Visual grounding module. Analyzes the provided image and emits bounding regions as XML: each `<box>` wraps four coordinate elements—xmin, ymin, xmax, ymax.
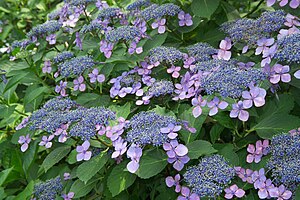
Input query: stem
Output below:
<box><xmin>244</xmin><ymin>0</ymin><xmax>264</xmax><ymax>18</ymax></box>
<box><xmin>96</xmin><ymin>136</ymin><xmax>112</xmax><ymax>147</ymax></box>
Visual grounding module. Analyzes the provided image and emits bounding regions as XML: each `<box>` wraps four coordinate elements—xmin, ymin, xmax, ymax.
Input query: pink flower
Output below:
<box><xmin>178</xmin><ymin>11</ymin><xmax>193</xmax><ymax>27</ymax></box>
<box><xmin>76</xmin><ymin>141</ymin><xmax>92</xmax><ymax>161</ymax></box>
<box><xmin>18</xmin><ymin>134</ymin><xmax>31</xmax><ymax>152</ymax></box>
<box><xmin>73</xmin><ymin>76</ymin><xmax>86</xmax><ymax>92</ymax></box>
<box><xmin>167</xmin><ymin>65</ymin><xmax>181</xmax><ymax>78</ymax></box>
<box><xmin>224</xmin><ymin>184</ymin><xmax>245</xmax><ymax>199</ymax></box>
<box><xmin>217</xmin><ymin>38</ymin><xmax>232</xmax><ymax>60</ymax></box>
<box><xmin>269</xmin><ymin>64</ymin><xmax>291</xmax><ymax>84</ymax></box>
<box><xmin>151</xmin><ymin>19</ymin><xmax>166</xmax><ymax>34</ymax></box>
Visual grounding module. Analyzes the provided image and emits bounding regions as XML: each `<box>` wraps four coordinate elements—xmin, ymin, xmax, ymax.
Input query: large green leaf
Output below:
<box><xmin>0</xmin><ymin>167</ymin><xmax>13</xmax><ymax>186</ymax></box>
<box><xmin>2</xmin><ymin>72</ymin><xmax>29</xmax><ymax>93</ymax></box>
<box><xmin>215</xmin><ymin>144</ymin><xmax>239</xmax><ymax>166</ymax></box>
<box><xmin>192</xmin><ymin>0</ymin><xmax>220</xmax><ymax>19</ymax></box>
<box><xmin>77</xmin><ymin>152</ymin><xmax>108</xmax><ymax>184</ymax></box>
<box><xmin>70</xmin><ymin>179</ymin><xmax>98</xmax><ymax>198</ymax></box>
<box><xmin>137</xmin><ymin>148</ymin><xmax>168</xmax><ymax>179</ymax></box>
<box><xmin>107</xmin><ymin>162</ymin><xmax>136</xmax><ymax>197</ymax></box>
<box><xmin>23</xmin><ymin>86</ymin><xmax>48</xmax><ymax>106</ymax></box>
<box><xmin>14</xmin><ymin>181</ymin><xmax>34</xmax><ymax>200</ymax></box>
<box><xmin>186</xmin><ymin>140</ymin><xmax>217</xmax><ymax>159</ymax></box>
<box><xmin>110</xmin><ymin>102</ymin><xmax>131</xmax><ymax>119</ymax></box>
<box><xmin>41</xmin><ymin>146</ymin><xmax>71</xmax><ymax>172</ymax></box>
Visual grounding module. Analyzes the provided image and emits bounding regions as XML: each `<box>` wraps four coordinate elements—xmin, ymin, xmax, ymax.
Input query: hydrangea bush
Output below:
<box><xmin>1</xmin><ymin>0</ymin><xmax>300</xmax><ymax>199</ymax></box>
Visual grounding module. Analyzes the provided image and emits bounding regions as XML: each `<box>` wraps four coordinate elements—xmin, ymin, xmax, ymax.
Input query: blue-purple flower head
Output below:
<box><xmin>80</xmin><ymin>20</ymin><xmax>104</xmax><ymax>34</ymax></box>
<box><xmin>67</xmin><ymin>0</ymin><xmax>96</xmax><ymax>6</ymax></box>
<box><xmin>53</xmin><ymin>51</ymin><xmax>74</xmax><ymax>64</ymax></box>
<box><xmin>266</xmin><ymin>132</ymin><xmax>300</xmax><ymax>191</ymax></box>
<box><xmin>42</xmin><ymin>97</ymin><xmax>78</xmax><ymax>111</ymax></box>
<box><xmin>184</xmin><ymin>154</ymin><xmax>235</xmax><ymax>198</ymax></box>
<box><xmin>196</xmin><ymin>60</ymin><xmax>266</xmax><ymax>98</ymax></box>
<box><xmin>105</xmin><ymin>26</ymin><xmax>141</xmax><ymax>42</ymax></box>
<box><xmin>274</xmin><ymin>33</ymin><xmax>300</xmax><ymax>63</ymax></box>
<box><xmin>220</xmin><ymin>10</ymin><xmax>285</xmax><ymax>45</ymax></box>
<box><xmin>186</xmin><ymin>42</ymin><xmax>217</xmax><ymax>62</ymax></box>
<box><xmin>126</xmin><ymin>0</ymin><xmax>151</xmax><ymax>11</ymax></box>
<box><xmin>33</xmin><ymin>176</ymin><xmax>63</xmax><ymax>200</ymax></box>
<box><xmin>97</xmin><ymin>7</ymin><xmax>121</xmax><ymax>20</ymax></box>
<box><xmin>58</xmin><ymin>56</ymin><xmax>95</xmax><ymax>77</ymax></box>
<box><xmin>141</xmin><ymin>3</ymin><xmax>181</xmax><ymax>20</ymax></box>
<box><xmin>125</xmin><ymin>111</ymin><xmax>178</xmax><ymax>146</ymax></box>
<box><xmin>148</xmin><ymin>46</ymin><xmax>184</xmax><ymax>65</ymax></box>
<box><xmin>146</xmin><ymin>80</ymin><xmax>174</xmax><ymax>97</ymax></box>
<box><xmin>11</xmin><ymin>39</ymin><xmax>32</xmax><ymax>49</ymax></box>
<box><xmin>27</xmin><ymin>20</ymin><xmax>62</xmax><ymax>38</ymax></box>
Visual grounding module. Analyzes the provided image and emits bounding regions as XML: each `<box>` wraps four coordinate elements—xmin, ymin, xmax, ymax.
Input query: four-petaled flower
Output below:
<box><xmin>207</xmin><ymin>97</ymin><xmax>228</xmax><ymax>116</ymax></box>
<box><xmin>39</xmin><ymin>135</ymin><xmax>54</xmax><ymax>149</ymax></box>
<box><xmin>230</xmin><ymin>101</ymin><xmax>249</xmax><ymax>122</ymax></box>
<box><xmin>217</xmin><ymin>38</ymin><xmax>232</xmax><ymax>60</ymax></box>
<box><xmin>165</xmin><ymin>174</ymin><xmax>181</xmax><ymax>193</ymax></box>
<box><xmin>177</xmin><ymin>186</ymin><xmax>200</xmax><ymax>200</ymax></box>
<box><xmin>167</xmin><ymin>66</ymin><xmax>181</xmax><ymax>78</ymax></box>
<box><xmin>62</xmin><ymin>192</ymin><xmax>75</xmax><ymax>200</ymax></box>
<box><xmin>88</xmin><ymin>68</ymin><xmax>105</xmax><ymax>83</ymax></box>
<box><xmin>255</xmin><ymin>38</ymin><xmax>274</xmax><ymax>55</ymax></box>
<box><xmin>191</xmin><ymin>95</ymin><xmax>207</xmax><ymax>118</ymax></box>
<box><xmin>18</xmin><ymin>134</ymin><xmax>31</xmax><ymax>152</ymax></box>
<box><xmin>178</xmin><ymin>11</ymin><xmax>193</xmax><ymax>27</ymax></box>
<box><xmin>268</xmin><ymin>185</ymin><xmax>293</xmax><ymax>200</ymax></box>
<box><xmin>163</xmin><ymin>140</ymin><xmax>189</xmax><ymax>171</ymax></box>
<box><xmin>73</xmin><ymin>76</ymin><xmax>86</xmax><ymax>92</ymax></box>
<box><xmin>42</xmin><ymin>60</ymin><xmax>52</xmax><ymax>74</ymax></box>
<box><xmin>160</xmin><ymin>124</ymin><xmax>182</xmax><ymax>139</ymax></box>
<box><xmin>126</xmin><ymin>144</ymin><xmax>143</xmax><ymax>173</ymax></box>
<box><xmin>76</xmin><ymin>141</ymin><xmax>92</xmax><ymax>161</ymax></box>
<box><xmin>55</xmin><ymin>81</ymin><xmax>68</xmax><ymax>96</ymax></box>
<box><xmin>270</xmin><ymin>64</ymin><xmax>291</xmax><ymax>84</ymax></box>
<box><xmin>100</xmin><ymin>40</ymin><xmax>114</xmax><ymax>58</ymax></box>
<box><xmin>224</xmin><ymin>184</ymin><xmax>245</xmax><ymax>199</ymax></box>
<box><xmin>46</xmin><ymin>34</ymin><xmax>56</xmax><ymax>45</ymax></box>
<box><xmin>151</xmin><ymin>19</ymin><xmax>166</xmax><ymax>34</ymax></box>
<box><xmin>242</xmin><ymin>86</ymin><xmax>266</xmax><ymax>109</ymax></box>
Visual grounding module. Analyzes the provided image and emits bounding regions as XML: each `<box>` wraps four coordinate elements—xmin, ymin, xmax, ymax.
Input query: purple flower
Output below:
<box><xmin>246</xmin><ymin>143</ymin><xmax>263</xmax><ymax>163</ymax></box>
<box><xmin>126</xmin><ymin>144</ymin><xmax>143</xmax><ymax>173</ymax></box>
<box><xmin>207</xmin><ymin>97</ymin><xmax>228</xmax><ymax>116</ymax></box>
<box><xmin>39</xmin><ymin>135</ymin><xmax>54</xmax><ymax>149</ymax></box>
<box><xmin>73</xmin><ymin>76</ymin><xmax>86</xmax><ymax>92</ymax></box>
<box><xmin>54</xmin><ymin>124</ymin><xmax>69</xmax><ymax>143</ymax></box>
<box><xmin>16</xmin><ymin>116</ymin><xmax>30</xmax><ymax>130</ymax></box>
<box><xmin>242</xmin><ymin>86</ymin><xmax>266</xmax><ymax>108</ymax></box>
<box><xmin>128</xmin><ymin>40</ymin><xmax>143</xmax><ymax>55</ymax></box>
<box><xmin>163</xmin><ymin>140</ymin><xmax>189</xmax><ymax>171</ymax></box>
<box><xmin>230</xmin><ymin>101</ymin><xmax>249</xmax><ymax>122</ymax></box>
<box><xmin>251</xmin><ymin>168</ymin><xmax>267</xmax><ymax>189</ymax></box>
<box><xmin>160</xmin><ymin>124</ymin><xmax>181</xmax><ymax>139</ymax></box>
<box><xmin>62</xmin><ymin>192</ymin><xmax>74</xmax><ymax>200</ymax></box>
<box><xmin>257</xmin><ymin>179</ymin><xmax>275</xmax><ymax>199</ymax></box>
<box><xmin>224</xmin><ymin>184</ymin><xmax>245</xmax><ymax>199</ymax></box>
<box><xmin>268</xmin><ymin>185</ymin><xmax>292</xmax><ymax>199</ymax></box>
<box><xmin>290</xmin><ymin>0</ymin><xmax>300</xmax><ymax>8</ymax></box>
<box><xmin>63</xmin><ymin>172</ymin><xmax>71</xmax><ymax>181</ymax></box>
<box><xmin>178</xmin><ymin>11</ymin><xmax>193</xmax><ymax>27</ymax></box>
<box><xmin>191</xmin><ymin>96</ymin><xmax>207</xmax><ymax>118</ymax></box>
<box><xmin>295</xmin><ymin>70</ymin><xmax>300</xmax><ymax>79</ymax></box>
<box><xmin>284</xmin><ymin>14</ymin><xmax>300</xmax><ymax>27</ymax></box>
<box><xmin>167</xmin><ymin>66</ymin><xmax>181</xmax><ymax>78</ymax></box>
<box><xmin>151</xmin><ymin>19</ymin><xmax>166</xmax><ymax>34</ymax></box>
<box><xmin>100</xmin><ymin>40</ymin><xmax>114</xmax><ymax>58</ymax></box>
<box><xmin>165</xmin><ymin>174</ymin><xmax>181</xmax><ymax>193</ymax></box>
<box><xmin>55</xmin><ymin>81</ymin><xmax>68</xmax><ymax>96</ymax></box>
<box><xmin>42</xmin><ymin>60</ymin><xmax>52</xmax><ymax>74</ymax></box>
<box><xmin>217</xmin><ymin>38</ymin><xmax>232</xmax><ymax>60</ymax></box>
<box><xmin>270</xmin><ymin>64</ymin><xmax>291</xmax><ymax>84</ymax></box>
<box><xmin>75</xmin><ymin>32</ymin><xmax>82</xmax><ymax>50</ymax></box>
<box><xmin>96</xmin><ymin>0</ymin><xmax>109</xmax><ymax>10</ymax></box>
<box><xmin>178</xmin><ymin>186</ymin><xmax>200</xmax><ymax>200</ymax></box>
<box><xmin>255</xmin><ymin>38</ymin><xmax>274</xmax><ymax>55</ymax></box>
<box><xmin>277</xmin><ymin>26</ymin><xmax>300</xmax><ymax>40</ymax></box>
<box><xmin>237</xmin><ymin>61</ymin><xmax>255</xmax><ymax>70</ymax></box>
<box><xmin>88</xmin><ymin>68</ymin><xmax>105</xmax><ymax>83</ymax></box>
<box><xmin>18</xmin><ymin>134</ymin><xmax>31</xmax><ymax>152</ymax></box>
<box><xmin>183</xmin><ymin>57</ymin><xmax>196</xmax><ymax>69</ymax></box>
<box><xmin>234</xmin><ymin>167</ymin><xmax>254</xmax><ymax>183</ymax></box>
<box><xmin>46</xmin><ymin>34</ymin><xmax>56</xmax><ymax>45</ymax></box>
<box><xmin>261</xmin><ymin>44</ymin><xmax>277</xmax><ymax>67</ymax></box>
<box><xmin>111</xmin><ymin>137</ymin><xmax>127</xmax><ymax>159</ymax></box>
<box><xmin>76</xmin><ymin>141</ymin><xmax>92</xmax><ymax>161</ymax></box>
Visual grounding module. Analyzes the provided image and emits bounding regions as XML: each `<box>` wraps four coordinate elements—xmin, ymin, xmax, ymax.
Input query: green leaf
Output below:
<box><xmin>23</xmin><ymin>86</ymin><xmax>48</xmax><ymax>105</ymax></box>
<box><xmin>41</xmin><ymin>146</ymin><xmax>71</xmax><ymax>172</ymax></box>
<box><xmin>137</xmin><ymin>148</ymin><xmax>168</xmax><ymax>179</ymax></box>
<box><xmin>251</xmin><ymin>94</ymin><xmax>300</xmax><ymax>139</ymax></box>
<box><xmin>76</xmin><ymin>93</ymin><xmax>111</xmax><ymax>107</ymax></box>
<box><xmin>142</xmin><ymin>31</ymin><xmax>168</xmax><ymax>54</ymax></box>
<box><xmin>77</xmin><ymin>153</ymin><xmax>108</xmax><ymax>184</ymax></box>
<box><xmin>192</xmin><ymin>0</ymin><xmax>220</xmax><ymax>19</ymax></box>
<box><xmin>14</xmin><ymin>181</ymin><xmax>34</xmax><ymax>200</ymax></box>
<box><xmin>110</xmin><ymin>102</ymin><xmax>131</xmax><ymax>119</ymax></box>
<box><xmin>107</xmin><ymin>162</ymin><xmax>136</xmax><ymax>197</ymax></box>
<box><xmin>216</xmin><ymin>144</ymin><xmax>239</xmax><ymax>166</ymax></box>
<box><xmin>67</xmin><ymin>149</ymin><xmax>78</xmax><ymax>164</ymax></box>
<box><xmin>0</xmin><ymin>187</ymin><xmax>6</xmax><ymax>200</ymax></box>
<box><xmin>70</xmin><ymin>179</ymin><xmax>98</xmax><ymax>198</ymax></box>
<box><xmin>0</xmin><ymin>167</ymin><xmax>13</xmax><ymax>186</ymax></box>
<box><xmin>186</xmin><ymin>140</ymin><xmax>217</xmax><ymax>159</ymax></box>
<box><xmin>210</xmin><ymin>124</ymin><xmax>224</xmax><ymax>144</ymax></box>
<box><xmin>3</xmin><ymin>72</ymin><xmax>29</xmax><ymax>93</ymax></box>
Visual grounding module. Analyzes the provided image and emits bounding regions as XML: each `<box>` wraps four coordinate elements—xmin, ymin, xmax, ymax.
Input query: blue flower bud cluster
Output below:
<box><xmin>33</xmin><ymin>177</ymin><xmax>63</xmax><ymax>200</ymax></box>
<box><xmin>80</xmin><ymin>21</ymin><xmax>104</xmax><ymax>34</ymax></box>
<box><xmin>184</xmin><ymin>155</ymin><xmax>235</xmax><ymax>198</ymax></box>
<box><xmin>53</xmin><ymin>51</ymin><xmax>74</xmax><ymax>64</ymax></box>
<box><xmin>125</xmin><ymin>111</ymin><xmax>178</xmax><ymax>146</ymax></box>
<box><xmin>126</xmin><ymin>0</ymin><xmax>151</xmax><ymax>11</ymax></box>
<box><xmin>148</xmin><ymin>46</ymin><xmax>184</xmax><ymax>64</ymax></box>
<box><xmin>97</xmin><ymin>7</ymin><xmax>121</xmax><ymax>20</ymax></box>
<box><xmin>140</xmin><ymin>3</ymin><xmax>181</xmax><ymax>20</ymax></box>
<box><xmin>266</xmin><ymin>133</ymin><xmax>300</xmax><ymax>191</ymax></box>
<box><xmin>58</xmin><ymin>56</ymin><xmax>95</xmax><ymax>77</ymax></box>
<box><xmin>105</xmin><ymin>26</ymin><xmax>141</xmax><ymax>42</ymax></box>
<box><xmin>274</xmin><ymin>33</ymin><xmax>300</xmax><ymax>63</ymax></box>
<box><xmin>25</xmin><ymin>98</ymin><xmax>116</xmax><ymax>140</ymax></box>
<box><xmin>197</xmin><ymin>60</ymin><xmax>266</xmax><ymax>98</ymax></box>
<box><xmin>146</xmin><ymin>80</ymin><xmax>174</xmax><ymax>97</ymax></box>
<box><xmin>11</xmin><ymin>39</ymin><xmax>32</xmax><ymax>49</ymax></box>
<box><xmin>220</xmin><ymin>10</ymin><xmax>285</xmax><ymax>45</ymax></box>
<box><xmin>186</xmin><ymin>42</ymin><xmax>217</xmax><ymax>62</ymax></box>
<box><xmin>67</xmin><ymin>0</ymin><xmax>96</xmax><ymax>6</ymax></box>
<box><xmin>27</xmin><ymin>20</ymin><xmax>62</xmax><ymax>38</ymax></box>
